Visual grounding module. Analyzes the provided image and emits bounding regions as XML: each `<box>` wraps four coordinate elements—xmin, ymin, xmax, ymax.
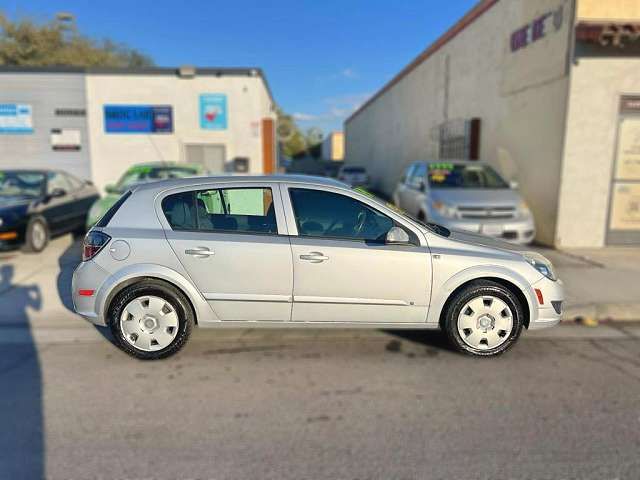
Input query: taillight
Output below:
<box><xmin>82</xmin><ymin>231</ymin><xmax>111</xmax><ymax>261</ymax></box>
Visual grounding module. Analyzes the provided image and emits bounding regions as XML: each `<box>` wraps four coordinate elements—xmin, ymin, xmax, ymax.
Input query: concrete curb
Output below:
<box><xmin>562</xmin><ymin>302</ymin><xmax>640</xmax><ymax>323</ymax></box>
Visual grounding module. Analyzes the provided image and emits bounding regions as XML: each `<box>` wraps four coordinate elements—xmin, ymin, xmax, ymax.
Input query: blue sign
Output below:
<box><xmin>199</xmin><ymin>94</ymin><xmax>227</xmax><ymax>130</ymax></box>
<box><xmin>0</xmin><ymin>104</ymin><xmax>34</xmax><ymax>134</ymax></box>
<box><xmin>104</xmin><ymin>105</ymin><xmax>173</xmax><ymax>133</ymax></box>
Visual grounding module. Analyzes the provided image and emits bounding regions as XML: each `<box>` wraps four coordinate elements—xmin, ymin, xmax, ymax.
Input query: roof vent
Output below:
<box><xmin>178</xmin><ymin>65</ymin><xmax>196</xmax><ymax>78</ymax></box>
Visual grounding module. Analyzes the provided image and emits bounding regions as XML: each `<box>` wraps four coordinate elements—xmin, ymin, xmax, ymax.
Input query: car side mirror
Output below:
<box><xmin>105</xmin><ymin>184</ymin><xmax>119</xmax><ymax>195</ymax></box>
<box><xmin>419</xmin><ymin>179</ymin><xmax>427</xmax><ymax>192</ymax></box>
<box><xmin>50</xmin><ymin>188</ymin><xmax>67</xmax><ymax>198</ymax></box>
<box><xmin>509</xmin><ymin>180</ymin><xmax>519</xmax><ymax>190</ymax></box>
<box><xmin>386</xmin><ymin>226</ymin><xmax>411</xmax><ymax>245</ymax></box>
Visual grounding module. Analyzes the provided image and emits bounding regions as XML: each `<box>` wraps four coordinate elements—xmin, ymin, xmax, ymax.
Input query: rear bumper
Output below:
<box><xmin>72</xmin><ymin>259</ymin><xmax>111</xmax><ymax>326</ymax></box>
<box><xmin>529</xmin><ymin>277</ymin><xmax>564</xmax><ymax>330</ymax></box>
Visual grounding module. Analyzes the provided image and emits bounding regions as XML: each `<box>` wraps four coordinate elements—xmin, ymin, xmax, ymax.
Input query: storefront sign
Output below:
<box><xmin>609</xmin><ymin>184</ymin><xmax>640</xmax><ymax>231</ymax></box>
<box><xmin>0</xmin><ymin>104</ymin><xmax>33</xmax><ymax>133</ymax></box>
<box><xmin>511</xmin><ymin>5</ymin><xmax>564</xmax><ymax>53</ymax></box>
<box><xmin>104</xmin><ymin>105</ymin><xmax>173</xmax><ymax>133</ymax></box>
<box><xmin>615</xmin><ymin>117</ymin><xmax>640</xmax><ymax>181</ymax></box>
<box><xmin>50</xmin><ymin>128</ymin><xmax>81</xmax><ymax>151</ymax></box>
<box><xmin>199</xmin><ymin>94</ymin><xmax>227</xmax><ymax>130</ymax></box>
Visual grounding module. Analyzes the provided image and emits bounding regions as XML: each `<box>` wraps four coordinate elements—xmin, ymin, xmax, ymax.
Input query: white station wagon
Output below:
<box><xmin>72</xmin><ymin>175</ymin><xmax>563</xmax><ymax>359</ymax></box>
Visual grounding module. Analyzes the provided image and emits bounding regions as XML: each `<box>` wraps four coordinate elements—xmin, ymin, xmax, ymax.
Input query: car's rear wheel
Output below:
<box><xmin>442</xmin><ymin>280</ymin><xmax>524</xmax><ymax>357</ymax></box>
<box><xmin>108</xmin><ymin>280</ymin><xmax>194</xmax><ymax>360</ymax></box>
<box><xmin>24</xmin><ymin>217</ymin><xmax>49</xmax><ymax>253</ymax></box>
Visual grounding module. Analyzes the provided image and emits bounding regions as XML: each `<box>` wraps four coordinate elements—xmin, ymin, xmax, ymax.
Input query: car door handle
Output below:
<box><xmin>299</xmin><ymin>252</ymin><xmax>329</xmax><ymax>263</ymax></box>
<box><xmin>185</xmin><ymin>247</ymin><xmax>215</xmax><ymax>258</ymax></box>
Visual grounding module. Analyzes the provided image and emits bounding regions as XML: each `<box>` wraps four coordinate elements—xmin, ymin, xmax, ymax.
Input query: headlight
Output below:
<box><xmin>518</xmin><ymin>200</ymin><xmax>532</xmax><ymax>217</ymax></box>
<box><xmin>431</xmin><ymin>200</ymin><xmax>457</xmax><ymax>218</ymax></box>
<box><xmin>522</xmin><ymin>252</ymin><xmax>557</xmax><ymax>281</ymax></box>
<box><xmin>0</xmin><ymin>217</ymin><xmax>3</xmax><ymax>227</ymax></box>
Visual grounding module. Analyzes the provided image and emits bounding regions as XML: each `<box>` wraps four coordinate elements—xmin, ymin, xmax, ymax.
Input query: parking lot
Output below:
<box><xmin>0</xmin><ymin>235</ymin><xmax>639</xmax><ymax>479</ymax></box>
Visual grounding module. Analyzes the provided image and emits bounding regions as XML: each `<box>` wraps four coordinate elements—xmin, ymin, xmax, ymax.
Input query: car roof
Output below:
<box><xmin>131</xmin><ymin>174</ymin><xmax>349</xmax><ymax>193</ymax></box>
<box><xmin>125</xmin><ymin>161</ymin><xmax>202</xmax><ymax>170</ymax></box>
<box><xmin>414</xmin><ymin>160</ymin><xmax>488</xmax><ymax>165</ymax></box>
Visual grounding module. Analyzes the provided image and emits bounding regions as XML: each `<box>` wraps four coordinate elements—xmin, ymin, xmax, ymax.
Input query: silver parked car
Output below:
<box><xmin>72</xmin><ymin>175</ymin><xmax>563</xmax><ymax>359</ymax></box>
<box><xmin>338</xmin><ymin>165</ymin><xmax>369</xmax><ymax>188</ymax></box>
<box><xmin>393</xmin><ymin>161</ymin><xmax>535</xmax><ymax>244</ymax></box>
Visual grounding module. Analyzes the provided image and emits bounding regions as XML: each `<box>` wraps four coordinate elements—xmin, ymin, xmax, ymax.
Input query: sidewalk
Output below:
<box><xmin>533</xmin><ymin>245</ymin><xmax>640</xmax><ymax>322</ymax></box>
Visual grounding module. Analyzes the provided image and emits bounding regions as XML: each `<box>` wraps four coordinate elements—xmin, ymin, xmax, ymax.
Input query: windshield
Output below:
<box><xmin>353</xmin><ymin>186</ymin><xmax>451</xmax><ymax>237</ymax></box>
<box><xmin>115</xmin><ymin>166</ymin><xmax>200</xmax><ymax>192</ymax></box>
<box><xmin>0</xmin><ymin>171</ymin><xmax>45</xmax><ymax>198</ymax></box>
<box><xmin>428</xmin><ymin>163</ymin><xmax>508</xmax><ymax>189</ymax></box>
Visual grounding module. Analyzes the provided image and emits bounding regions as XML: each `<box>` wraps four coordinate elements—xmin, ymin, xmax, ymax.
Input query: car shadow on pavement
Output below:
<box><xmin>384</xmin><ymin>328</ymin><xmax>456</xmax><ymax>353</ymax></box>
<box><xmin>56</xmin><ymin>239</ymin><xmax>114</xmax><ymax>343</ymax></box>
<box><xmin>0</xmin><ymin>263</ymin><xmax>44</xmax><ymax>479</ymax></box>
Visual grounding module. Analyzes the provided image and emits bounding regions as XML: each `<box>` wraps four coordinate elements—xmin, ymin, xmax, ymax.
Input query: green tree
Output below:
<box><xmin>276</xmin><ymin>108</ymin><xmax>307</xmax><ymax>158</ymax></box>
<box><xmin>304</xmin><ymin>127</ymin><xmax>324</xmax><ymax>159</ymax></box>
<box><xmin>0</xmin><ymin>12</ymin><xmax>153</xmax><ymax>67</ymax></box>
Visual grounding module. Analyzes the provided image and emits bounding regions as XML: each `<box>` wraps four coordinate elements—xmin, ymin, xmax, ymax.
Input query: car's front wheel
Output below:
<box><xmin>442</xmin><ymin>280</ymin><xmax>524</xmax><ymax>357</ymax></box>
<box><xmin>24</xmin><ymin>217</ymin><xmax>49</xmax><ymax>253</ymax></box>
<box><xmin>108</xmin><ymin>280</ymin><xmax>194</xmax><ymax>360</ymax></box>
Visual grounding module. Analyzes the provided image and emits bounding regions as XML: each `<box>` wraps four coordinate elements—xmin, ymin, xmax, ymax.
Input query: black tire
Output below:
<box><xmin>24</xmin><ymin>217</ymin><xmax>49</xmax><ymax>253</ymax></box>
<box><xmin>442</xmin><ymin>280</ymin><xmax>524</xmax><ymax>357</ymax></box>
<box><xmin>108</xmin><ymin>280</ymin><xmax>194</xmax><ymax>360</ymax></box>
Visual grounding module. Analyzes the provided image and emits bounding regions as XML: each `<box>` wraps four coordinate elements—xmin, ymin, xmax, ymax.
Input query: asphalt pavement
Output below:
<box><xmin>1</xmin><ymin>236</ymin><xmax>639</xmax><ymax>480</ymax></box>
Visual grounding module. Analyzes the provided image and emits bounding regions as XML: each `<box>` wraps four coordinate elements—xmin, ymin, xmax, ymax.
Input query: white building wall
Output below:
<box><xmin>557</xmin><ymin>55</ymin><xmax>640</xmax><ymax>247</ymax></box>
<box><xmin>0</xmin><ymin>72</ymin><xmax>91</xmax><ymax>179</ymax></box>
<box><xmin>85</xmin><ymin>73</ymin><xmax>274</xmax><ymax>190</ymax></box>
<box><xmin>345</xmin><ymin>0</ymin><xmax>574</xmax><ymax>245</ymax></box>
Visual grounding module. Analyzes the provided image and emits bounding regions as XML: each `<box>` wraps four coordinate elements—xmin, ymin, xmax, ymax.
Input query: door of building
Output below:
<box><xmin>607</xmin><ymin>96</ymin><xmax>640</xmax><ymax>245</ymax></box>
<box><xmin>184</xmin><ymin>144</ymin><xmax>226</xmax><ymax>173</ymax></box>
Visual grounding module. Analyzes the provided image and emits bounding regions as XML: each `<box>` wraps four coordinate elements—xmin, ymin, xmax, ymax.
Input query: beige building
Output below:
<box><xmin>0</xmin><ymin>67</ymin><xmax>277</xmax><ymax>191</ymax></box>
<box><xmin>345</xmin><ymin>0</ymin><xmax>640</xmax><ymax>247</ymax></box>
<box><xmin>321</xmin><ymin>131</ymin><xmax>345</xmax><ymax>161</ymax></box>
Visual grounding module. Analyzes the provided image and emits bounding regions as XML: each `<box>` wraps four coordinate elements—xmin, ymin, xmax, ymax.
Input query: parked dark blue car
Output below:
<box><xmin>0</xmin><ymin>169</ymin><xmax>99</xmax><ymax>252</ymax></box>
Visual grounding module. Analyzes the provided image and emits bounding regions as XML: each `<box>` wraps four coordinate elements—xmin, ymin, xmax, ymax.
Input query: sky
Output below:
<box><xmin>2</xmin><ymin>0</ymin><xmax>478</xmax><ymax>134</ymax></box>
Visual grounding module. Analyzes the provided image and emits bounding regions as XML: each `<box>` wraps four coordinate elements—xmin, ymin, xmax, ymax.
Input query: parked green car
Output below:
<box><xmin>87</xmin><ymin>162</ymin><xmax>206</xmax><ymax>228</ymax></box>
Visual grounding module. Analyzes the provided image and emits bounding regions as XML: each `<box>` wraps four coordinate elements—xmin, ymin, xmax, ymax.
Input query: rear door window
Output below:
<box><xmin>162</xmin><ymin>187</ymin><xmax>277</xmax><ymax>234</ymax></box>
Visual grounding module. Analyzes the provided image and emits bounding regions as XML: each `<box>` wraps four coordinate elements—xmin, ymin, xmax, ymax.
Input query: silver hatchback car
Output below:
<box><xmin>72</xmin><ymin>175</ymin><xmax>563</xmax><ymax>359</ymax></box>
<box><xmin>393</xmin><ymin>161</ymin><xmax>536</xmax><ymax>245</ymax></box>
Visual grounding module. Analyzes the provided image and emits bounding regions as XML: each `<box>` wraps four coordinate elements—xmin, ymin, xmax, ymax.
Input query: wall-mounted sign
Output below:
<box><xmin>50</xmin><ymin>128</ymin><xmax>81</xmax><ymax>151</ymax></box>
<box><xmin>610</xmin><ymin>183</ymin><xmax>640</xmax><ymax>231</ymax></box>
<box><xmin>511</xmin><ymin>5</ymin><xmax>564</xmax><ymax>53</ymax></box>
<box><xmin>615</xmin><ymin>116</ymin><xmax>640</xmax><ymax>181</ymax></box>
<box><xmin>0</xmin><ymin>104</ymin><xmax>33</xmax><ymax>134</ymax></box>
<box><xmin>104</xmin><ymin>105</ymin><xmax>173</xmax><ymax>133</ymax></box>
<box><xmin>199</xmin><ymin>94</ymin><xmax>227</xmax><ymax>130</ymax></box>
<box><xmin>55</xmin><ymin>108</ymin><xmax>86</xmax><ymax>117</ymax></box>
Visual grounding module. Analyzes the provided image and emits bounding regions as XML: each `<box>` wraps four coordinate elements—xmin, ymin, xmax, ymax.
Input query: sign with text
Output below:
<box><xmin>0</xmin><ymin>104</ymin><xmax>33</xmax><ymax>133</ymax></box>
<box><xmin>615</xmin><ymin>117</ymin><xmax>640</xmax><ymax>181</ymax></box>
<box><xmin>104</xmin><ymin>105</ymin><xmax>173</xmax><ymax>133</ymax></box>
<box><xmin>199</xmin><ymin>94</ymin><xmax>228</xmax><ymax>130</ymax></box>
<box><xmin>610</xmin><ymin>183</ymin><xmax>640</xmax><ymax>231</ymax></box>
<box><xmin>50</xmin><ymin>128</ymin><xmax>81</xmax><ymax>151</ymax></box>
<box><xmin>510</xmin><ymin>4</ymin><xmax>565</xmax><ymax>53</ymax></box>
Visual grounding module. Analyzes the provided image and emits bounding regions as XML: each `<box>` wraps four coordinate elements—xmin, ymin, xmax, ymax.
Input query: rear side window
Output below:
<box><xmin>95</xmin><ymin>191</ymin><xmax>131</xmax><ymax>228</ymax></box>
<box><xmin>162</xmin><ymin>188</ymin><xmax>277</xmax><ymax>234</ymax></box>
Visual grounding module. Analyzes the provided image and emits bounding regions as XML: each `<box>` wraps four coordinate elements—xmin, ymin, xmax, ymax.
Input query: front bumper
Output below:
<box><xmin>529</xmin><ymin>276</ymin><xmax>564</xmax><ymax>330</ymax></box>
<box><xmin>0</xmin><ymin>225</ymin><xmax>26</xmax><ymax>251</ymax></box>
<box><xmin>432</xmin><ymin>215</ymin><xmax>536</xmax><ymax>245</ymax></box>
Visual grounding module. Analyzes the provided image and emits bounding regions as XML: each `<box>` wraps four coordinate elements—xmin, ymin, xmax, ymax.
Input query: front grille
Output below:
<box><xmin>458</xmin><ymin>206</ymin><xmax>516</xmax><ymax>220</ymax></box>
